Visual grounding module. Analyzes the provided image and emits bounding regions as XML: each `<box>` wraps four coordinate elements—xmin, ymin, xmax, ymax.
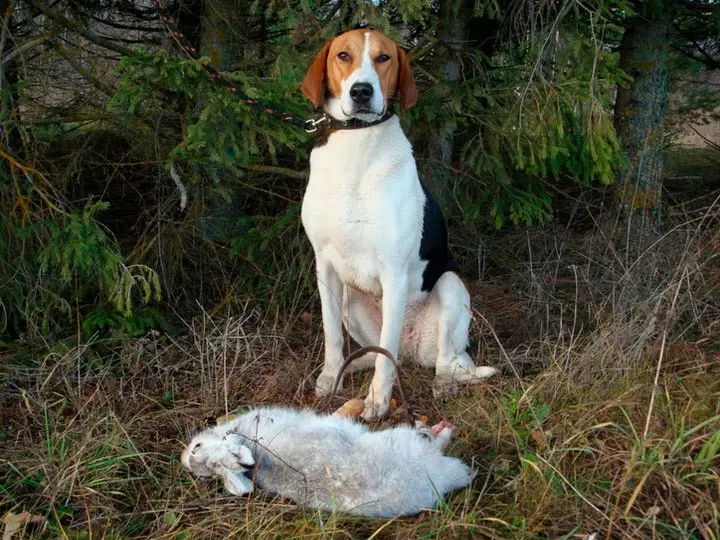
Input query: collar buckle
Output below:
<box><xmin>304</xmin><ymin>114</ymin><xmax>329</xmax><ymax>134</ymax></box>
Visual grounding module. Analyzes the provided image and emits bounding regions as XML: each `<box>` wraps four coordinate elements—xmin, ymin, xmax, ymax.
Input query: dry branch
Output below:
<box><xmin>55</xmin><ymin>43</ymin><xmax>115</xmax><ymax>97</ymax></box>
<box><xmin>30</xmin><ymin>0</ymin><xmax>136</xmax><ymax>58</ymax></box>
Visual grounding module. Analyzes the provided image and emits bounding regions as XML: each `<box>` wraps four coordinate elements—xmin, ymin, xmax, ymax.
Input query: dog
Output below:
<box><xmin>181</xmin><ymin>406</ymin><xmax>473</xmax><ymax>517</ymax></box>
<box><xmin>300</xmin><ymin>29</ymin><xmax>497</xmax><ymax>419</ymax></box>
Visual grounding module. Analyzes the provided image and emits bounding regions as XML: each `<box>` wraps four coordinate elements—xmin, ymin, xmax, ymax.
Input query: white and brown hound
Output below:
<box><xmin>301</xmin><ymin>29</ymin><xmax>497</xmax><ymax>419</ymax></box>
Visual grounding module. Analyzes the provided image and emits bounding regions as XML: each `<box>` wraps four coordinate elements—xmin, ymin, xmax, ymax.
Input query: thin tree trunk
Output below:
<box><xmin>176</xmin><ymin>0</ymin><xmax>203</xmax><ymax>52</ymax></box>
<box><xmin>613</xmin><ymin>5</ymin><xmax>673</xmax><ymax>229</ymax></box>
<box><xmin>0</xmin><ymin>0</ymin><xmax>22</xmax><ymax>155</ymax></box>
<box><xmin>200</xmin><ymin>0</ymin><xmax>244</xmax><ymax>71</ymax></box>
<box><xmin>198</xmin><ymin>0</ymin><xmax>246</xmax><ymax>243</ymax></box>
<box><xmin>424</xmin><ymin>0</ymin><xmax>474</xmax><ymax>211</ymax></box>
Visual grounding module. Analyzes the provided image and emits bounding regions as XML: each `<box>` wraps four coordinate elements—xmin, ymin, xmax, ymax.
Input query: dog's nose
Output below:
<box><xmin>350</xmin><ymin>82</ymin><xmax>373</xmax><ymax>105</ymax></box>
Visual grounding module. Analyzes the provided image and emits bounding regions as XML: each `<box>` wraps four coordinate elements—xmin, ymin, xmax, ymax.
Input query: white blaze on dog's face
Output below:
<box><xmin>301</xmin><ymin>29</ymin><xmax>418</xmax><ymax>121</ymax></box>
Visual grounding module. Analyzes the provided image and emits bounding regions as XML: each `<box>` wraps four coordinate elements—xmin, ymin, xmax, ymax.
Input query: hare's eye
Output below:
<box><xmin>191</xmin><ymin>442</ymin><xmax>203</xmax><ymax>453</ymax></box>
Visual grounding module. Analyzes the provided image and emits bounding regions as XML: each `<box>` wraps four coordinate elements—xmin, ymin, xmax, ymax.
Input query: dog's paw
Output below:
<box><xmin>434</xmin><ymin>363</ymin><xmax>498</xmax><ymax>393</ymax></box>
<box><xmin>315</xmin><ymin>370</ymin><xmax>341</xmax><ymax>397</ymax></box>
<box><xmin>361</xmin><ymin>392</ymin><xmax>390</xmax><ymax>420</ymax></box>
<box><xmin>474</xmin><ymin>366</ymin><xmax>498</xmax><ymax>379</ymax></box>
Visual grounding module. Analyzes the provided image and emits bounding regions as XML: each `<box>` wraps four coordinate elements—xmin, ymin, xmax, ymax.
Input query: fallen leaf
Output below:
<box><xmin>215</xmin><ymin>412</ymin><xmax>238</xmax><ymax>426</ymax></box>
<box><xmin>530</xmin><ymin>429</ymin><xmax>546</xmax><ymax>449</ymax></box>
<box><xmin>3</xmin><ymin>511</ymin><xmax>46</xmax><ymax>540</ymax></box>
<box><xmin>333</xmin><ymin>399</ymin><xmax>365</xmax><ymax>418</ymax></box>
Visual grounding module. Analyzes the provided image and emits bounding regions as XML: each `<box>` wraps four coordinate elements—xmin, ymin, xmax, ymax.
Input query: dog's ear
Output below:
<box><xmin>302</xmin><ymin>40</ymin><xmax>333</xmax><ymax>108</ymax></box>
<box><xmin>396</xmin><ymin>45</ymin><xmax>418</xmax><ymax>113</ymax></box>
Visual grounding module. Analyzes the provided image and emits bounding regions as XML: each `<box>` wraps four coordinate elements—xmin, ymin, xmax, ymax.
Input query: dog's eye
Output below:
<box><xmin>376</xmin><ymin>54</ymin><xmax>390</xmax><ymax>63</ymax></box>
<box><xmin>337</xmin><ymin>52</ymin><xmax>350</xmax><ymax>61</ymax></box>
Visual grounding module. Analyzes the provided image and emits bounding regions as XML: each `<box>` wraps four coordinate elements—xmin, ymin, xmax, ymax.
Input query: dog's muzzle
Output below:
<box><xmin>348</xmin><ymin>82</ymin><xmax>382</xmax><ymax>116</ymax></box>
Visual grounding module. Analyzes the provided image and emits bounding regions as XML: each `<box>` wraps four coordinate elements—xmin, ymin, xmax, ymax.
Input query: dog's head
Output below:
<box><xmin>301</xmin><ymin>29</ymin><xmax>417</xmax><ymax>121</ymax></box>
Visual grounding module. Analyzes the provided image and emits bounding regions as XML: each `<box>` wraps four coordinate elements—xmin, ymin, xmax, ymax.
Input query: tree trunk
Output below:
<box><xmin>176</xmin><ymin>0</ymin><xmax>203</xmax><ymax>52</ymax></box>
<box><xmin>0</xmin><ymin>0</ymin><xmax>22</xmax><ymax>155</ymax></box>
<box><xmin>424</xmin><ymin>0</ymin><xmax>475</xmax><ymax>211</ymax></box>
<box><xmin>200</xmin><ymin>0</ymin><xmax>244</xmax><ymax>71</ymax></box>
<box><xmin>196</xmin><ymin>0</ymin><xmax>247</xmax><ymax>243</ymax></box>
<box><xmin>613</xmin><ymin>4</ymin><xmax>673</xmax><ymax>228</ymax></box>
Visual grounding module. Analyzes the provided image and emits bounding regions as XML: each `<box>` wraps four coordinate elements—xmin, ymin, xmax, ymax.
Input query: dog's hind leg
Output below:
<box><xmin>431</xmin><ymin>272</ymin><xmax>497</xmax><ymax>397</ymax></box>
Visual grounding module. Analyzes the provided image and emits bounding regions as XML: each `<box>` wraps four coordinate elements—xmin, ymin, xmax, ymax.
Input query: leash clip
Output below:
<box><xmin>304</xmin><ymin>114</ymin><xmax>329</xmax><ymax>134</ymax></box>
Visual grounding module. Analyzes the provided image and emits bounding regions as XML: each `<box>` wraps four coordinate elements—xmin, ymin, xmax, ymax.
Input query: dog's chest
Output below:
<box><xmin>301</xmin><ymin>124</ymin><xmax>422</xmax><ymax>294</ymax></box>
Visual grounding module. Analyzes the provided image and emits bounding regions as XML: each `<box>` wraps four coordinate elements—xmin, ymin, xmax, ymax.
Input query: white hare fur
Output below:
<box><xmin>181</xmin><ymin>406</ymin><xmax>474</xmax><ymax>518</ymax></box>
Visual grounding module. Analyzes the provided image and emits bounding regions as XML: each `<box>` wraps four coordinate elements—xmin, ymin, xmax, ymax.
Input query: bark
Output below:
<box><xmin>425</xmin><ymin>0</ymin><xmax>495</xmax><ymax>211</ymax></box>
<box><xmin>1</xmin><ymin>0</ymin><xmax>22</xmax><ymax>154</ymax></box>
<box><xmin>613</xmin><ymin>4</ymin><xmax>674</xmax><ymax>228</ymax></box>
<box><xmin>200</xmin><ymin>0</ymin><xmax>244</xmax><ymax>71</ymax></box>
<box><xmin>197</xmin><ymin>0</ymin><xmax>247</xmax><ymax>242</ymax></box>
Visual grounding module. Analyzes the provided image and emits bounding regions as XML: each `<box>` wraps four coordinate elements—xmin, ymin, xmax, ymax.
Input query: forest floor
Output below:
<box><xmin>2</xmin><ymin>155</ymin><xmax>719</xmax><ymax>539</ymax></box>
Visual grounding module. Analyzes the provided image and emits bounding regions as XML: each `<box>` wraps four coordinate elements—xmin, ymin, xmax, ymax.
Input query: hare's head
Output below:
<box><xmin>182</xmin><ymin>431</ymin><xmax>255</xmax><ymax>476</ymax></box>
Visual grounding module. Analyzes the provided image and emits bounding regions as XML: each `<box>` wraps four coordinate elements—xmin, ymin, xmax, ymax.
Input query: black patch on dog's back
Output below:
<box><xmin>419</xmin><ymin>181</ymin><xmax>459</xmax><ymax>291</ymax></box>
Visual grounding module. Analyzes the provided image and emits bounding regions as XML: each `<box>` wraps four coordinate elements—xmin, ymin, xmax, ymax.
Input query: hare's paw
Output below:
<box><xmin>430</xmin><ymin>420</ymin><xmax>456</xmax><ymax>450</ymax></box>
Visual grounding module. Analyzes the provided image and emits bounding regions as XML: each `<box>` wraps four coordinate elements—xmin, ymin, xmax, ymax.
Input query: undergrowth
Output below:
<box><xmin>2</xmin><ymin>200</ymin><xmax>719</xmax><ymax>539</ymax></box>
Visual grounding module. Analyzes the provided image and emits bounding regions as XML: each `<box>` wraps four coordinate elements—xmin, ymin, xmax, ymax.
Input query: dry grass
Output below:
<box><xmin>2</xmin><ymin>204</ymin><xmax>720</xmax><ymax>539</ymax></box>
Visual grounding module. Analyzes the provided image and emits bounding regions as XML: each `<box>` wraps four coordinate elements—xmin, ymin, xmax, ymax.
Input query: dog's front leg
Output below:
<box><xmin>362</xmin><ymin>275</ymin><xmax>408</xmax><ymax>420</ymax></box>
<box><xmin>314</xmin><ymin>257</ymin><xmax>346</xmax><ymax>396</ymax></box>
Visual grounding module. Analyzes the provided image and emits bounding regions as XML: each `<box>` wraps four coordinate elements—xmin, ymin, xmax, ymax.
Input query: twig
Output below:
<box><xmin>2</xmin><ymin>32</ymin><xmax>50</xmax><ymax>66</ymax></box>
<box><xmin>242</xmin><ymin>164</ymin><xmax>308</xmax><ymax>180</ymax></box>
<box><xmin>0</xmin><ymin>0</ymin><xmax>13</xmax><ymax>91</ymax></box>
<box><xmin>169</xmin><ymin>163</ymin><xmax>188</xmax><ymax>210</ymax></box>
<box><xmin>642</xmin><ymin>267</ymin><xmax>687</xmax><ymax>440</ymax></box>
<box><xmin>54</xmin><ymin>43</ymin><xmax>115</xmax><ymax>97</ymax></box>
<box><xmin>688</xmin><ymin>125</ymin><xmax>720</xmax><ymax>152</ymax></box>
<box><xmin>323</xmin><ymin>0</ymin><xmax>344</xmax><ymax>23</ymax></box>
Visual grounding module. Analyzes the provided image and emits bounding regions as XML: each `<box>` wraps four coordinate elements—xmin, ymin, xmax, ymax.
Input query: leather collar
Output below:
<box><xmin>304</xmin><ymin>110</ymin><xmax>394</xmax><ymax>133</ymax></box>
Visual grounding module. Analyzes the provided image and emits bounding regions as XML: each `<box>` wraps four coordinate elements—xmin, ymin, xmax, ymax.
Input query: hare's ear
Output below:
<box><xmin>223</xmin><ymin>433</ymin><xmax>255</xmax><ymax>468</ymax></box>
<box><xmin>302</xmin><ymin>40</ymin><xmax>333</xmax><ymax>108</ymax></box>
<box><xmin>235</xmin><ymin>445</ymin><xmax>255</xmax><ymax>467</ymax></box>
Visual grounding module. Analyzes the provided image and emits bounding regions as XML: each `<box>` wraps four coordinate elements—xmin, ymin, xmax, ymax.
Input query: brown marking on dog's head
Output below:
<box><xmin>301</xmin><ymin>29</ymin><xmax>417</xmax><ymax>113</ymax></box>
